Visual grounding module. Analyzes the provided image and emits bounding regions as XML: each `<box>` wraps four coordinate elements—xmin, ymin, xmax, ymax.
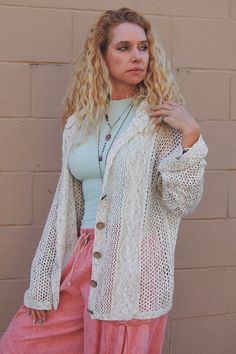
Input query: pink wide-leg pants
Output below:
<box><xmin>0</xmin><ymin>227</ymin><xmax>168</xmax><ymax>354</ymax></box>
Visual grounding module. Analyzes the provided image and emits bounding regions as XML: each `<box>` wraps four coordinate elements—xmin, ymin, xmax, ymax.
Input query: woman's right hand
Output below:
<box><xmin>26</xmin><ymin>307</ymin><xmax>47</xmax><ymax>324</ymax></box>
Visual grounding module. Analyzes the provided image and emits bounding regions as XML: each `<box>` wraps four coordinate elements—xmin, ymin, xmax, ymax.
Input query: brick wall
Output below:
<box><xmin>0</xmin><ymin>1</ymin><xmax>235</xmax><ymax>353</ymax></box>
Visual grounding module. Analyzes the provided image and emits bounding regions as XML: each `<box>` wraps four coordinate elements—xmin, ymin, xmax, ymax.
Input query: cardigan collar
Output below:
<box><xmin>104</xmin><ymin>100</ymin><xmax>154</xmax><ymax>171</ymax></box>
<box><xmin>103</xmin><ymin>100</ymin><xmax>157</xmax><ymax>196</ymax></box>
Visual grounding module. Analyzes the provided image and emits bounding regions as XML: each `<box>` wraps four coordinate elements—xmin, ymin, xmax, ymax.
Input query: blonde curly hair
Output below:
<box><xmin>61</xmin><ymin>7</ymin><xmax>185</xmax><ymax>139</ymax></box>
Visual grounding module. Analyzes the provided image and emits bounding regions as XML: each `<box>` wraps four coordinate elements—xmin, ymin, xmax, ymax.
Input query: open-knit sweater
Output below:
<box><xmin>24</xmin><ymin>100</ymin><xmax>208</xmax><ymax>320</ymax></box>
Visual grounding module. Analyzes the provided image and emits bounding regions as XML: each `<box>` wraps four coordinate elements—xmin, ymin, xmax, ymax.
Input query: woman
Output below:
<box><xmin>0</xmin><ymin>7</ymin><xmax>208</xmax><ymax>354</ymax></box>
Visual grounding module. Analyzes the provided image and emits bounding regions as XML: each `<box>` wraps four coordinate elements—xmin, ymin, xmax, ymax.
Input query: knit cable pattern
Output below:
<box><xmin>24</xmin><ymin>108</ymin><xmax>208</xmax><ymax>319</ymax></box>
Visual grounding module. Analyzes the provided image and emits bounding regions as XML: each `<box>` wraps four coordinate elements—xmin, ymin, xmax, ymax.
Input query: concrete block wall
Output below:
<box><xmin>0</xmin><ymin>1</ymin><xmax>235</xmax><ymax>353</ymax></box>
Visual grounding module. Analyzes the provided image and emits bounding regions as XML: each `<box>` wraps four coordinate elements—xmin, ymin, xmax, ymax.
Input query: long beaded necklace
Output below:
<box><xmin>98</xmin><ymin>103</ymin><xmax>134</xmax><ymax>183</ymax></box>
<box><xmin>104</xmin><ymin>102</ymin><xmax>132</xmax><ymax>141</ymax></box>
<box><xmin>101</xmin><ymin>102</ymin><xmax>133</xmax><ymax>149</ymax></box>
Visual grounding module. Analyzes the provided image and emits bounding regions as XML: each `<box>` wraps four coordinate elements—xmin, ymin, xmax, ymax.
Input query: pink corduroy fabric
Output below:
<box><xmin>0</xmin><ymin>227</ymin><xmax>168</xmax><ymax>354</ymax></box>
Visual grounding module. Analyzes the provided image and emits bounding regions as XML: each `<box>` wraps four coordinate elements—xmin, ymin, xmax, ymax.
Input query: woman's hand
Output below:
<box><xmin>26</xmin><ymin>307</ymin><xmax>47</xmax><ymax>324</ymax></box>
<box><xmin>150</xmin><ymin>101</ymin><xmax>201</xmax><ymax>148</ymax></box>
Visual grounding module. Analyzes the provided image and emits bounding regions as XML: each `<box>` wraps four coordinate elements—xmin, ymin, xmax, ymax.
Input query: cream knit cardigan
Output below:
<box><xmin>24</xmin><ymin>101</ymin><xmax>208</xmax><ymax>320</ymax></box>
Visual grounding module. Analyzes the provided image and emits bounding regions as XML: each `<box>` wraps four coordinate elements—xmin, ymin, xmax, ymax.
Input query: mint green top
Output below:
<box><xmin>68</xmin><ymin>97</ymin><xmax>136</xmax><ymax>228</ymax></box>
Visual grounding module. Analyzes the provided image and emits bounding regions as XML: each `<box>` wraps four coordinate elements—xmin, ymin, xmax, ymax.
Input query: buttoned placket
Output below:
<box><xmin>87</xmin><ymin>194</ymin><xmax>108</xmax><ymax>315</ymax></box>
<box><xmin>85</xmin><ymin>110</ymin><xmax>150</xmax><ymax>317</ymax></box>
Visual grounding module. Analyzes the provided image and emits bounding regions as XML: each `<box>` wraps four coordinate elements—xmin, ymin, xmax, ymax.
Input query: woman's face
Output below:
<box><xmin>104</xmin><ymin>22</ymin><xmax>149</xmax><ymax>96</ymax></box>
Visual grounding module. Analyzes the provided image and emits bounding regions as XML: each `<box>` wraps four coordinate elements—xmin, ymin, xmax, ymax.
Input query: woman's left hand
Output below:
<box><xmin>150</xmin><ymin>101</ymin><xmax>201</xmax><ymax>148</ymax></box>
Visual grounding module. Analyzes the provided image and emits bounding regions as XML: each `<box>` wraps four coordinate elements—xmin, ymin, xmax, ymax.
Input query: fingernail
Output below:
<box><xmin>32</xmin><ymin>319</ymin><xmax>36</xmax><ymax>324</ymax></box>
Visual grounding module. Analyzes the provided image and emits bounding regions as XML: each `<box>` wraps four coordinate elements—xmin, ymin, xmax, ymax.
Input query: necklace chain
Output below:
<box><xmin>105</xmin><ymin>102</ymin><xmax>132</xmax><ymax>130</ymax></box>
<box><xmin>101</xmin><ymin>102</ymin><xmax>133</xmax><ymax>155</ymax></box>
<box><xmin>98</xmin><ymin>103</ymin><xmax>134</xmax><ymax>183</ymax></box>
<box><xmin>98</xmin><ymin>102</ymin><xmax>133</xmax><ymax>162</ymax></box>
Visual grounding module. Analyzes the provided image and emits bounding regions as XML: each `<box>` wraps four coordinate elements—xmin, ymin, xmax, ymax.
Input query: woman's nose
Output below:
<box><xmin>131</xmin><ymin>48</ymin><xmax>141</xmax><ymax>61</ymax></box>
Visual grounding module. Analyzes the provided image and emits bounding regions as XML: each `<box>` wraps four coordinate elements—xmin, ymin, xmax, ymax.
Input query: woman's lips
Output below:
<box><xmin>128</xmin><ymin>68</ymin><xmax>144</xmax><ymax>72</ymax></box>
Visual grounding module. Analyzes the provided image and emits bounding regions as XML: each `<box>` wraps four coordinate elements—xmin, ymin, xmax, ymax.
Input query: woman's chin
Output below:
<box><xmin>125</xmin><ymin>78</ymin><xmax>145</xmax><ymax>86</ymax></box>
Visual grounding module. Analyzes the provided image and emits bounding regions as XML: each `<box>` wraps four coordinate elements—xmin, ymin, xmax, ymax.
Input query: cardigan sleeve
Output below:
<box><xmin>156</xmin><ymin>128</ymin><xmax>208</xmax><ymax>218</ymax></box>
<box><xmin>24</xmin><ymin>172</ymin><xmax>63</xmax><ymax>310</ymax></box>
<box><xmin>23</xmin><ymin>120</ymin><xmax>71</xmax><ymax>310</ymax></box>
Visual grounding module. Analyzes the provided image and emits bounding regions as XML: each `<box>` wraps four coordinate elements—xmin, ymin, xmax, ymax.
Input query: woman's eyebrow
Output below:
<box><xmin>116</xmin><ymin>40</ymin><xmax>148</xmax><ymax>45</ymax></box>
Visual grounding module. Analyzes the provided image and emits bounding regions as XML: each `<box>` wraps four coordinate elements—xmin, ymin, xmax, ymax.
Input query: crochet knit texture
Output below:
<box><xmin>24</xmin><ymin>103</ymin><xmax>208</xmax><ymax>320</ymax></box>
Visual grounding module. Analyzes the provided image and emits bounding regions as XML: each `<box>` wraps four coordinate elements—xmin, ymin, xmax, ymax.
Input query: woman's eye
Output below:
<box><xmin>117</xmin><ymin>45</ymin><xmax>148</xmax><ymax>52</ymax></box>
<box><xmin>139</xmin><ymin>46</ymin><xmax>148</xmax><ymax>51</ymax></box>
<box><xmin>118</xmin><ymin>46</ymin><xmax>128</xmax><ymax>51</ymax></box>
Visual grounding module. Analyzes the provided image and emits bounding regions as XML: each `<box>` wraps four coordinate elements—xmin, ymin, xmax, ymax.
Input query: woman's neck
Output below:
<box><xmin>110</xmin><ymin>82</ymin><xmax>135</xmax><ymax>100</ymax></box>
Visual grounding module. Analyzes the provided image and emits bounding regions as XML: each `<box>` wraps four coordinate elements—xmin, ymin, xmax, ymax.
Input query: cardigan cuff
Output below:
<box><xmin>158</xmin><ymin>135</ymin><xmax>208</xmax><ymax>172</ymax></box>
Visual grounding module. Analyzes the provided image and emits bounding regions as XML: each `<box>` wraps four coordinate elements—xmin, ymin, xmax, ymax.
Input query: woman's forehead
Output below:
<box><xmin>109</xmin><ymin>22</ymin><xmax>147</xmax><ymax>43</ymax></box>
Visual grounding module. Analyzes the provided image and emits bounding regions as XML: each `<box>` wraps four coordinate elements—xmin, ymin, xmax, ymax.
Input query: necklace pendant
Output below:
<box><xmin>99</xmin><ymin>155</ymin><xmax>103</xmax><ymax>161</ymax></box>
<box><xmin>105</xmin><ymin>133</ymin><xmax>112</xmax><ymax>141</ymax></box>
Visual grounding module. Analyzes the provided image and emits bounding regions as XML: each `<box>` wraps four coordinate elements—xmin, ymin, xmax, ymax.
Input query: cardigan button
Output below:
<box><xmin>96</xmin><ymin>222</ymin><xmax>105</xmax><ymax>229</ymax></box>
<box><xmin>90</xmin><ymin>280</ymin><xmax>97</xmax><ymax>288</ymax></box>
<box><xmin>93</xmin><ymin>251</ymin><xmax>102</xmax><ymax>259</ymax></box>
